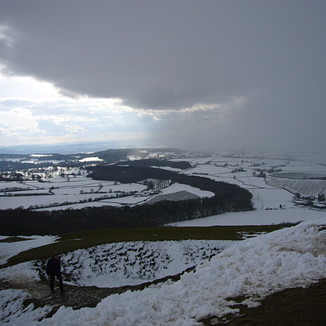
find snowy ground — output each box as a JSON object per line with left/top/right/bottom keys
{"left": 0, "top": 235, "right": 57, "bottom": 265}
{"left": 0, "top": 218, "right": 325, "bottom": 325}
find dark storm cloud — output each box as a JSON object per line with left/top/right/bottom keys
{"left": 0, "top": 0, "right": 325, "bottom": 151}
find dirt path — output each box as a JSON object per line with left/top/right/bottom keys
{"left": 0, "top": 267, "right": 195, "bottom": 318}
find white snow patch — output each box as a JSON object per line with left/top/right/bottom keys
{"left": 0, "top": 235, "right": 57, "bottom": 265}
{"left": 0, "top": 289, "right": 51, "bottom": 325}
{"left": 160, "top": 182, "right": 214, "bottom": 198}
{"left": 30, "top": 154, "right": 52, "bottom": 158}
{"left": 169, "top": 207, "right": 326, "bottom": 226}
{"left": 78, "top": 157, "right": 103, "bottom": 162}
{"left": 0, "top": 261, "right": 40, "bottom": 283}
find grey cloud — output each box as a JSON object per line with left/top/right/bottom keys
{"left": 1, "top": 1, "right": 323, "bottom": 106}
{"left": 0, "top": 0, "right": 325, "bottom": 151}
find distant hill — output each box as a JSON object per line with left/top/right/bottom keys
{"left": 0, "top": 148, "right": 189, "bottom": 171}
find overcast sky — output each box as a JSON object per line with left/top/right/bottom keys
{"left": 0, "top": 0, "right": 325, "bottom": 153}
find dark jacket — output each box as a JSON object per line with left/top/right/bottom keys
{"left": 46, "top": 257, "right": 61, "bottom": 276}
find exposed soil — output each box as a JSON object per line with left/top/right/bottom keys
{"left": 201, "top": 279, "right": 326, "bottom": 326}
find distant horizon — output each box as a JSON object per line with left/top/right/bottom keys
{"left": 1, "top": 141, "right": 326, "bottom": 164}
{"left": 0, "top": 140, "right": 185, "bottom": 155}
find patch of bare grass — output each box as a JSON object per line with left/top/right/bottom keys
{"left": 200, "top": 279, "right": 326, "bottom": 326}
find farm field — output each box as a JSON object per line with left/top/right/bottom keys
{"left": 268, "top": 176, "right": 326, "bottom": 196}
{"left": 169, "top": 154, "right": 326, "bottom": 226}
{"left": 0, "top": 175, "right": 214, "bottom": 211}
{"left": 1, "top": 153, "right": 326, "bottom": 219}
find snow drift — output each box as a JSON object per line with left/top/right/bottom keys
{"left": 61, "top": 240, "right": 232, "bottom": 288}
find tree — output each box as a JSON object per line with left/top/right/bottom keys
{"left": 147, "top": 180, "right": 155, "bottom": 190}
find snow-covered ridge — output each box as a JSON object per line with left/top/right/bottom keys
{"left": 1, "top": 218, "right": 325, "bottom": 325}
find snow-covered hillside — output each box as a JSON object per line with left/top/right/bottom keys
{"left": 59, "top": 240, "right": 232, "bottom": 288}
{"left": 268, "top": 176, "right": 326, "bottom": 196}
{"left": 0, "top": 218, "right": 325, "bottom": 325}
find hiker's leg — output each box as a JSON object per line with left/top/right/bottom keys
{"left": 50, "top": 274, "right": 55, "bottom": 292}
{"left": 57, "top": 273, "right": 64, "bottom": 292}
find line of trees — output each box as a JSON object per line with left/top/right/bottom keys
{"left": 115, "top": 159, "right": 191, "bottom": 169}
{"left": 0, "top": 166, "right": 252, "bottom": 235}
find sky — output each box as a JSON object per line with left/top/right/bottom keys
{"left": 0, "top": 0, "right": 325, "bottom": 153}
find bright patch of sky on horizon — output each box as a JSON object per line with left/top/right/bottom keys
{"left": 0, "top": 70, "right": 154, "bottom": 146}
{"left": 0, "top": 1, "right": 325, "bottom": 152}
{"left": 0, "top": 69, "right": 245, "bottom": 148}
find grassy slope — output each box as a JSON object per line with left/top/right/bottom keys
{"left": 201, "top": 279, "right": 326, "bottom": 325}
{"left": 3, "top": 224, "right": 291, "bottom": 268}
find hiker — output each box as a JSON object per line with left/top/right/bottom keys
{"left": 46, "top": 253, "right": 64, "bottom": 293}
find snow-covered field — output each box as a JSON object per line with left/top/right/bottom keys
{"left": 0, "top": 177, "right": 213, "bottom": 210}
{"left": 169, "top": 155, "right": 326, "bottom": 226}
{"left": 170, "top": 207, "right": 326, "bottom": 226}
{"left": 0, "top": 218, "right": 325, "bottom": 325}
{"left": 0, "top": 177, "right": 149, "bottom": 210}
{"left": 268, "top": 176, "right": 326, "bottom": 197}
{"left": 1, "top": 154, "right": 326, "bottom": 214}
